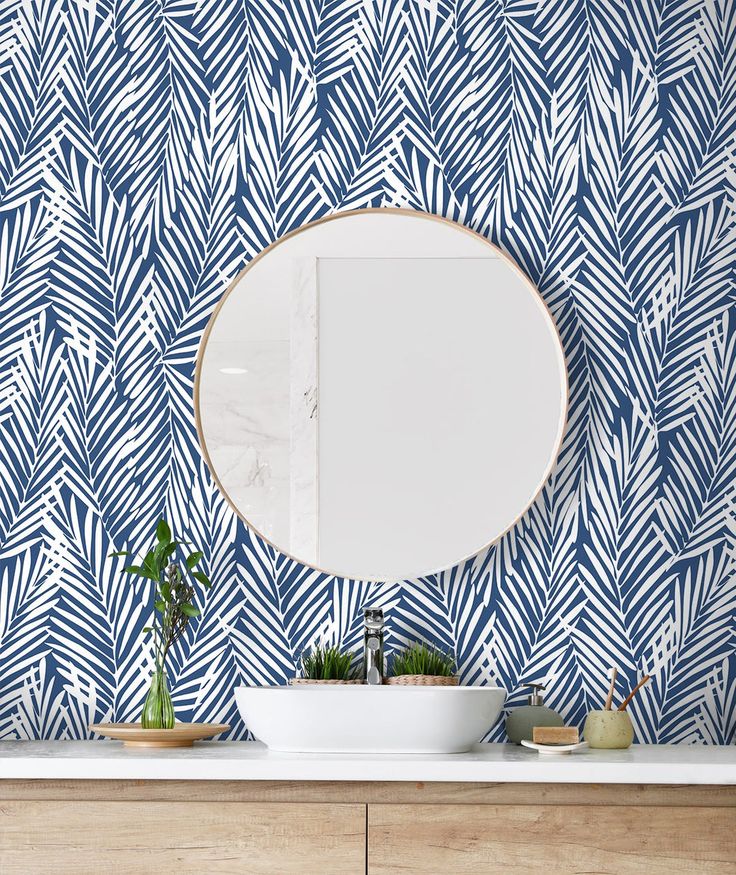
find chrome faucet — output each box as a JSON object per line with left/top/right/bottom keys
{"left": 363, "top": 609, "right": 384, "bottom": 685}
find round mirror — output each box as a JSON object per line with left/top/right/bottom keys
{"left": 196, "top": 210, "right": 567, "bottom": 581}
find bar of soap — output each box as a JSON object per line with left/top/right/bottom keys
{"left": 532, "top": 726, "right": 579, "bottom": 745}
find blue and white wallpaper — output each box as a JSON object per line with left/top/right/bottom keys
{"left": 0, "top": 0, "right": 734, "bottom": 743}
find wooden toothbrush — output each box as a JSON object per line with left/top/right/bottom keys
{"left": 604, "top": 667, "right": 618, "bottom": 711}
{"left": 618, "top": 675, "right": 650, "bottom": 711}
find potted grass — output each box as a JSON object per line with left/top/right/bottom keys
{"left": 387, "top": 641, "right": 458, "bottom": 686}
{"left": 292, "top": 643, "right": 362, "bottom": 684}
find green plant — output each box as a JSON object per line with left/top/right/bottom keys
{"left": 299, "top": 644, "right": 356, "bottom": 680}
{"left": 111, "top": 519, "right": 211, "bottom": 728}
{"left": 390, "top": 641, "right": 456, "bottom": 677}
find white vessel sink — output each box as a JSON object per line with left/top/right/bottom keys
{"left": 235, "top": 685, "right": 506, "bottom": 754}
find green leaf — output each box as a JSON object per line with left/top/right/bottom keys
{"left": 143, "top": 550, "right": 161, "bottom": 578}
{"left": 124, "top": 565, "right": 158, "bottom": 582}
{"left": 160, "top": 581, "right": 172, "bottom": 602}
{"left": 181, "top": 603, "right": 200, "bottom": 617}
{"left": 156, "top": 519, "right": 171, "bottom": 545}
{"left": 185, "top": 551, "right": 203, "bottom": 569}
{"left": 108, "top": 550, "right": 131, "bottom": 557}
{"left": 154, "top": 541, "right": 177, "bottom": 566}
{"left": 142, "top": 626, "right": 154, "bottom": 634}
{"left": 154, "top": 600, "right": 165, "bottom": 613}
{"left": 191, "top": 570, "right": 211, "bottom": 589}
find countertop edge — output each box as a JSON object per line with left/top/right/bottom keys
{"left": 1, "top": 742, "right": 735, "bottom": 785}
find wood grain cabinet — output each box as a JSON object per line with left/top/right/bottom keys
{"left": 1, "top": 781, "right": 734, "bottom": 874}
{"left": 367, "top": 802, "right": 736, "bottom": 874}
{"left": 0, "top": 800, "right": 365, "bottom": 875}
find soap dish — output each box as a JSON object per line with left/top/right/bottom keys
{"left": 520, "top": 739, "right": 589, "bottom": 756}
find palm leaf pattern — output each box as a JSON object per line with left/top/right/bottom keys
{"left": 0, "top": 0, "right": 734, "bottom": 743}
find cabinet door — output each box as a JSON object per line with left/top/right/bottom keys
{"left": 368, "top": 803, "right": 736, "bottom": 874}
{"left": 0, "top": 801, "right": 366, "bottom": 875}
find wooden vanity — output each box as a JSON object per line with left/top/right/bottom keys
{"left": 1, "top": 742, "right": 734, "bottom": 874}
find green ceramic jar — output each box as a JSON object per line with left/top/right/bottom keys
{"left": 583, "top": 710, "right": 633, "bottom": 749}
{"left": 505, "top": 683, "right": 564, "bottom": 744}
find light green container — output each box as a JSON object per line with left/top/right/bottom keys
{"left": 583, "top": 710, "right": 633, "bottom": 749}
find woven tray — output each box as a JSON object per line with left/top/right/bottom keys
{"left": 384, "top": 675, "right": 459, "bottom": 686}
{"left": 290, "top": 678, "right": 363, "bottom": 685}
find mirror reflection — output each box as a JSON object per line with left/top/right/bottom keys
{"left": 196, "top": 211, "right": 567, "bottom": 581}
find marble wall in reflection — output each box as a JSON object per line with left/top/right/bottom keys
{"left": 200, "top": 340, "right": 290, "bottom": 544}
{"left": 200, "top": 258, "right": 319, "bottom": 554}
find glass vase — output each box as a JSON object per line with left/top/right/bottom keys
{"left": 141, "top": 667, "right": 175, "bottom": 729}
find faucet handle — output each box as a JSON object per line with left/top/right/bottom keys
{"left": 364, "top": 608, "right": 383, "bottom": 629}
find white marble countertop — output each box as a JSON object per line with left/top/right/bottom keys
{"left": 0, "top": 741, "right": 734, "bottom": 784}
